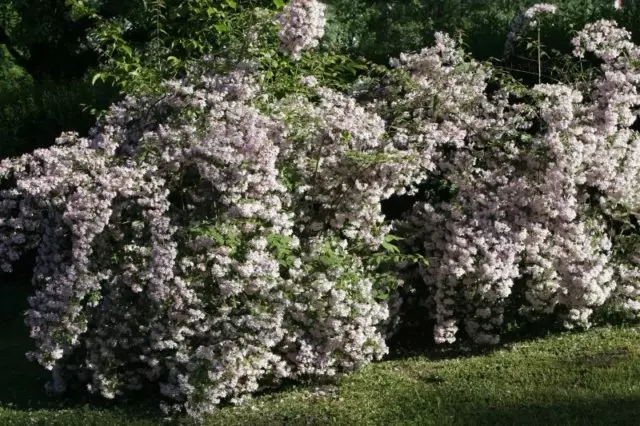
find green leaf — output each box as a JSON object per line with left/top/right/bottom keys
{"left": 384, "top": 234, "right": 404, "bottom": 242}
{"left": 381, "top": 241, "right": 400, "bottom": 254}
{"left": 121, "top": 44, "right": 133, "bottom": 57}
{"left": 376, "top": 292, "right": 390, "bottom": 301}
{"left": 91, "top": 73, "right": 105, "bottom": 85}
{"left": 214, "top": 23, "right": 228, "bottom": 33}
{"left": 225, "top": 0, "right": 237, "bottom": 9}
{"left": 273, "top": 0, "right": 285, "bottom": 8}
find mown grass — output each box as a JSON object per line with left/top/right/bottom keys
{"left": 2, "top": 277, "right": 640, "bottom": 425}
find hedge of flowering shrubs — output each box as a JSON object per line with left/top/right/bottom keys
{"left": 390, "top": 19, "right": 640, "bottom": 345}
{"left": 2, "top": 0, "right": 640, "bottom": 416}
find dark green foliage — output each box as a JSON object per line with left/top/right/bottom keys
{"left": 323, "top": 0, "right": 640, "bottom": 80}
{"left": 0, "top": 0, "right": 114, "bottom": 159}
{"left": 0, "top": 74, "right": 115, "bottom": 159}
{"left": 0, "top": 0, "right": 97, "bottom": 79}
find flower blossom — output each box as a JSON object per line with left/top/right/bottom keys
{"left": 276, "top": 0, "right": 326, "bottom": 60}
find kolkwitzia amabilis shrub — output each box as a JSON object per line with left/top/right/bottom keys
{"left": 5, "top": 8, "right": 640, "bottom": 416}
{"left": 569, "top": 20, "right": 640, "bottom": 320}
{"left": 518, "top": 21, "right": 640, "bottom": 327}
{"left": 0, "top": 62, "right": 404, "bottom": 414}
{"left": 390, "top": 22, "right": 640, "bottom": 345}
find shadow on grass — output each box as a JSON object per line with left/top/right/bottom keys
{"left": 385, "top": 286, "right": 640, "bottom": 363}
{"left": 376, "top": 394, "right": 640, "bottom": 426}
{"left": 478, "top": 397, "right": 640, "bottom": 426}
{"left": 387, "top": 319, "right": 640, "bottom": 368}
{"left": 385, "top": 318, "right": 561, "bottom": 363}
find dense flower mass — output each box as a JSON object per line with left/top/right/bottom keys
{"left": 276, "top": 0, "right": 326, "bottom": 59}
{"left": 3, "top": 6, "right": 640, "bottom": 416}
{"left": 0, "top": 63, "right": 401, "bottom": 415}
{"left": 387, "top": 23, "right": 640, "bottom": 344}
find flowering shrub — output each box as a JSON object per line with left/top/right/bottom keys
{"left": 3, "top": 0, "right": 640, "bottom": 415}
{"left": 387, "top": 20, "right": 640, "bottom": 344}
{"left": 0, "top": 5, "right": 408, "bottom": 410}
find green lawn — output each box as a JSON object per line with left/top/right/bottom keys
{"left": 2, "top": 279, "right": 640, "bottom": 425}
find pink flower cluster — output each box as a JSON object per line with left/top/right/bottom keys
{"left": 276, "top": 0, "right": 326, "bottom": 60}
{"left": 523, "top": 3, "right": 557, "bottom": 19}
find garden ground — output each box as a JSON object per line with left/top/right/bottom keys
{"left": 1, "top": 279, "right": 639, "bottom": 425}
